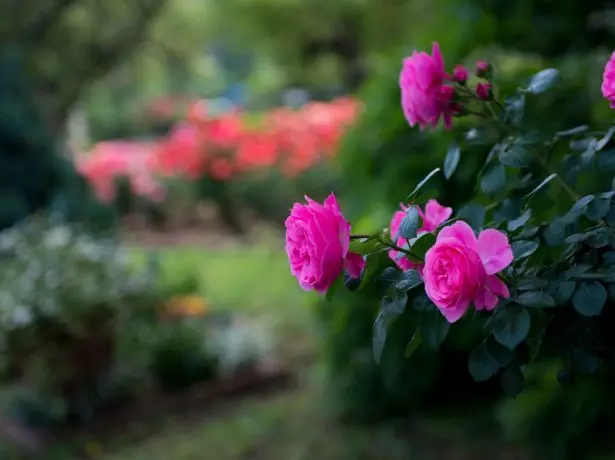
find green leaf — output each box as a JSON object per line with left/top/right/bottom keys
{"left": 548, "top": 280, "right": 576, "bottom": 305}
{"left": 604, "top": 251, "right": 615, "bottom": 265}
{"left": 527, "top": 68, "right": 559, "bottom": 93}
{"left": 398, "top": 206, "right": 420, "bottom": 239}
{"left": 410, "top": 232, "right": 436, "bottom": 259}
{"left": 570, "top": 194, "right": 596, "bottom": 216}
{"left": 596, "top": 126, "right": 615, "bottom": 151}
{"left": 373, "top": 315, "right": 387, "bottom": 364}
{"left": 586, "top": 198, "right": 611, "bottom": 222}
{"left": 572, "top": 281, "right": 607, "bottom": 317}
{"left": 500, "top": 366, "right": 525, "bottom": 397}
{"left": 508, "top": 209, "right": 531, "bottom": 232}
{"left": 413, "top": 295, "right": 432, "bottom": 312}
{"left": 481, "top": 164, "right": 506, "bottom": 195}
{"left": 360, "top": 251, "right": 392, "bottom": 290}
{"left": 373, "top": 292, "right": 409, "bottom": 363}
{"left": 407, "top": 168, "right": 441, "bottom": 200}
{"left": 515, "top": 291, "right": 556, "bottom": 308}
{"left": 468, "top": 342, "right": 500, "bottom": 382}
{"left": 379, "top": 267, "right": 401, "bottom": 283}
{"left": 504, "top": 94, "right": 525, "bottom": 126}
{"left": 599, "top": 149, "right": 615, "bottom": 170}
{"left": 382, "top": 292, "right": 408, "bottom": 316}
{"left": 564, "top": 233, "right": 589, "bottom": 244}
{"left": 457, "top": 204, "right": 486, "bottom": 230}
{"left": 524, "top": 173, "right": 558, "bottom": 199}
{"left": 516, "top": 277, "right": 547, "bottom": 291}
{"left": 493, "top": 305, "right": 531, "bottom": 350}
{"left": 444, "top": 143, "right": 461, "bottom": 179}
{"left": 396, "top": 269, "right": 423, "bottom": 291}
{"left": 512, "top": 240, "right": 539, "bottom": 259}
{"left": 515, "top": 226, "right": 539, "bottom": 240}
{"left": 404, "top": 328, "right": 422, "bottom": 359}
{"left": 485, "top": 337, "right": 515, "bottom": 367}
{"left": 556, "top": 125, "right": 589, "bottom": 137}
{"left": 421, "top": 307, "right": 450, "bottom": 350}
{"left": 564, "top": 264, "right": 592, "bottom": 279}
{"left": 527, "top": 315, "right": 553, "bottom": 364}
{"left": 571, "top": 349, "right": 599, "bottom": 375}
{"left": 499, "top": 145, "right": 533, "bottom": 168}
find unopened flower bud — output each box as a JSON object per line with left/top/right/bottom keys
{"left": 476, "top": 82, "right": 492, "bottom": 100}
{"left": 452, "top": 65, "right": 469, "bottom": 84}
{"left": 475, "top": 60, "right": 492, "bottom": 79}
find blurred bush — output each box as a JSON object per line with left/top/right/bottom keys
{"left": 0, "top": 50, "right": 116, "bottom": 232}
{"left": 0, "top": 216, "right": 160, "bottom": 426}
{"left": 149, "top": 319, "right": 218, "bottom": 393}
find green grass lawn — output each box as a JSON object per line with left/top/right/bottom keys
{"left": 130, "top": 243, "right": 316, "bottom": 364}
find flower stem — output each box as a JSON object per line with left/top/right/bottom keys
{"left": 350, "top": 234, "right": 371, "bottom": 240}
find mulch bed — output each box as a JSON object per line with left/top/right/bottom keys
{"left": 1, "top": 365, "right": 295, "bottom": 458}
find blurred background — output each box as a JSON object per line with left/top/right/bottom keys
{"left": 1, "top": 0, "right": 615, "bottom": 459}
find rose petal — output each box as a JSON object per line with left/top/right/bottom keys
{"left": 344, "top": 252, "right": 365, "bottom": 279}
{"left": 476, "top": 229, "right": 513, "bottom": 275}
{"left": 437, "top": 298, "right": 470, "bottom": 323}
{"left": 423, "top": 199, "right": 453, "bottom": 231}
{"left": 487, "top": 274, "right": 510, "bottom": 298}
{"left": 436, "top": 220, "right": 477, "bottom": 251}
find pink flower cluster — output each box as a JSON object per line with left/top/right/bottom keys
{"left": 286, "top": 195, "right": 513, "bottom": 324}
{"left": 76, "top": 98, "right": 360, "bottom": 204}
{"left": 400, "top": 43, "right": 494, "bottom": 129}
{"left": 75, "top": 141, "right": 165, "bottom": 203}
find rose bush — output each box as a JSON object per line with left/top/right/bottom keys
{"left": 288, "top": 42, "right": 615, "bottom": 398}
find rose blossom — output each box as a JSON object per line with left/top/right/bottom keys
{"left": 388, "top": 199, "right": 453, "bottom": 273}
{"left": 400, "top": 42, "right": 457, "bottom": 130}
{"left": 285, "top": 193, "right": 365, "bottom": 293}
{"left": 423, "top": 221, "right": 513, "bottom": 323}
{"left": 602, "top": 52, "right": 615, "bottom": 109}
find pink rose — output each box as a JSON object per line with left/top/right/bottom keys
{"left": 388, "top": 199, "right": 453, "bottom": 273}
{"left": 452, "top": 65, "right": 469, "bottom": 84}
{"left": 476, "top": 82, "right": 492, "bottom": 100}
{"left": 285, "top": 193, "right": 365, "bottom": 293}
{"left": 423, "top": 221, "right": 513, "bottom": 323}
{"left": 400, "top": 42, "right": 457, "bottom": 131}
{"left": 602, "top": 52, "right": 615, "bottom": 109}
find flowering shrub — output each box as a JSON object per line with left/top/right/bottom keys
{"left": 77, "top": 98, "right": 359, "bottom": 202}
{"left": 287, "top": 43, "right": 615, "bottom": 397}
{"left": 75, "top": 141, "right": 164, "bottom": 203}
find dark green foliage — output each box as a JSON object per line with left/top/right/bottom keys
{"left": 0, "top": 49, "right": 115, "bottom": 231}
{"left": 150, "top": 322, "right": 218, "bottom": 393}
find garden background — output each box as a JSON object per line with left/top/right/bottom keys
{"left": 1, "top": 0, "right": 614, "bottom": 459}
